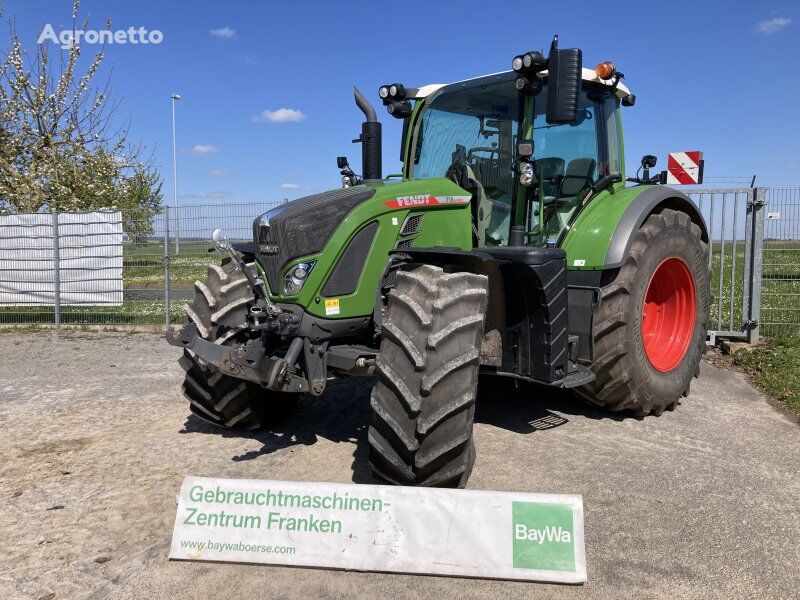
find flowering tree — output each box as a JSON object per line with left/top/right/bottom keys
{"left": 0, "top": 0, "right": 162, "bottom": 239}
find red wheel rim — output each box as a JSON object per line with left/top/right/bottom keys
{"left": 642, "top": 257, "right": 696, "bottom": 372}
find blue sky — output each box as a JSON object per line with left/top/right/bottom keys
{"left": 3, "top": 0, "right": 798, "bottom": 205}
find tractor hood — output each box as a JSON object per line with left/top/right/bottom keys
{"left": 253, "top": 187, "right": 376, "bottom": 292}
{"left": 252, "top": 177, "right": 473, "bottom": 315}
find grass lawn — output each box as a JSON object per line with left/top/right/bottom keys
{"left": 0, "top": 298, "right": 187, "bottom": 325}
{"left": 730, "top": 338, "right": 800, "bottom": 415}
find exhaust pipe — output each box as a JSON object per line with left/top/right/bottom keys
{"left": 353, "top": 86, "right": 382, "bottom": 181}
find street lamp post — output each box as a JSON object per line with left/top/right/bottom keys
{"left": 171, "top": 93, "right": 181, "bottom": 254}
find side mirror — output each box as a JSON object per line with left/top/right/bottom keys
{"left": 641, "top": 155, "right": 657, "bottom": 169}
{"left": 336, "top": 156, "right": 349, "bottom": 169}
{"left": 545, "top": 36, "right": 582, "bottom": 125}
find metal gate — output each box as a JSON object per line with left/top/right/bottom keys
{"left": 687, "top": 188, "right": 764, "bottom": 343}
{"left": 760, "top": 188, "right": 800, "bottom": 337}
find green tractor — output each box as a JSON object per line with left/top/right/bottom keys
{"left": 168, "top": 36, "right": 710, "bottom": 488}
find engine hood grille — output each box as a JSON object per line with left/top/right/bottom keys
{"left": 253, "top": 187, "right": 375, "bottom": 293}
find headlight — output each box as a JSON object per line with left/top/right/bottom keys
{"left": 379, "top": 86, "right": 390, "bottom": 99}
{"left": 342, "top": 175, "right": 351, "bottom": 188}
{"left": 512, "top": 55, "right": 524, "bottom": 72}
{"left": 284, "top": 261, "right": 315, "bottom": 295}
{"left": 519, "top": 161, "right": 535, "bottom": 186}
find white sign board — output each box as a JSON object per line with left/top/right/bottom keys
{"left": 169, "top": 477, "right": 586, "bottom": 584}
{"left": 0, "top": 211, "right": 123, "bottom": 306}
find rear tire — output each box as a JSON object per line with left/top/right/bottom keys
{"left": 576, "top": 209, "right": 711, "bottom": 416}
{"left": 368, "top": 265, "right": 489, "bottom": 488}
{"left": 179, "top": 260, "right": 299, "bottom": 429}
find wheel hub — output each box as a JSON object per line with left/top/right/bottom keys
{"left": 641, "top": 257, "right": 696, "bottom": 372}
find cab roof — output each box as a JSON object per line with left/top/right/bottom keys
{"left": 407, "top": 68, "right": 632, "bottom": 101}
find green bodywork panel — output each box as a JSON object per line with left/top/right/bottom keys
{"left": 559, "top": 183, "right": 649, "bottom": 270}
{"left": 263, "top": 177, "right": 472, "bottom": 319}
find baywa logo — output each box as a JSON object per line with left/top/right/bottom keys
{"left": 512, "top": 501, "right": 575, "bottom": 571}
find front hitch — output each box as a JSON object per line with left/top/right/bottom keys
{"left": 166, "top": 324, "right": 309, "bottom": 393}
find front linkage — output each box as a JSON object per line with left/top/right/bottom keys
{"left": 166, "top": 229, "right": 359, "bottom": 397}
{"left": 167, "top": 323, "right": 310, "bottom": 394}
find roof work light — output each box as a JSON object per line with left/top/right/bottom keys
{"left": 379, "top": 83, "right": 411, "bottom": 119}
{"left": 512, "top": 50, "right": 547, "bottom": 95}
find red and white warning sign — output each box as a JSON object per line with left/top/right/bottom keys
{"left": 666, "top": 151, "right": 704, "bottom": 185}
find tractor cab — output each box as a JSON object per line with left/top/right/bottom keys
{"left": 400, "top": 67, "right": 632, "bottom": 248}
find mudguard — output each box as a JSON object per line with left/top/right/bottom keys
{"left": 560, "top": 185, "right": 708, "bottom": 270}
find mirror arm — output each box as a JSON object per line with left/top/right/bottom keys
{"left": 591, "top": 172, "right": 622, "bottom": 194}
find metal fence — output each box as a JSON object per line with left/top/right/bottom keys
{"left": 686, "top": 188, "right": 762, "bottom": 342}
{"left": 0, "top": 201, "right": 282, "bottom": 327}
{"left": 761, "top": 188, "right": 800, "bottom": 337}
{"left": 1, "top": 188, "right": 799, "bottom": 339}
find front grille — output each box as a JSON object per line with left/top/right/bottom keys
{"left": 395, "top": 238, "right": 414, "bottom": 249}
{"left": 401, "top": 214, "right": 423, "bottom": 235}
{"left": 253, "top": 188, "right": 375, "bottom": 293}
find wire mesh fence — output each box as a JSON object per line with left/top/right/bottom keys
{"left": 761, "top": 188, "right": 800, "bottom": 337}
{"left": 1, "top": 189, "right": 799, "bottom": 339}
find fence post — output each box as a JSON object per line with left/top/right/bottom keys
{"left": 174, "top": 204, "right": 180, "bottom": 255}
{"left": 52, "top": 211, "right": 61, "bottom": 328}
{"left": 163, "top": 207, "right": 171, "bottom": 328}
{"left": 742, "top": 189, "right": 754, "bottom": 335}
{"left": 748, "top": 187, "right": 766, "bottom": 343}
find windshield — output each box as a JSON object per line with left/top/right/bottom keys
{"left": 411, "top": 77, "right": 519, "bottom": 245}
{"left": 409, "top": 75, "right": 620, "bottom": 247}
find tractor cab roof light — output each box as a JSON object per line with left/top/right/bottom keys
{"left": 386, "top": 99, "right": 412, "bottom": 119}
{"left": 379, "top": 83, "right": 406, "bottom": 103}
{"left": 512, "top": 51, "right": 546, "bottom": 74}
{"left": 389, "top": 83, "right": 406, "bottom": 99}
{"left": 595, "top": 61, "right": 616, "bottom": 80}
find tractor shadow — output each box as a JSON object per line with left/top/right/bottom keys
{"left": 181, "top": 374, "right": 636, "bottom": 483}
{"left": 181, "top": 377, "right": 374, "bottom": 483}
{"left": 475, "top": 375, "right": 636, "bottom": 431}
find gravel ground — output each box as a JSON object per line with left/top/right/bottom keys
{"left": 1, "top": 331, "right": 799, "bottom": 600}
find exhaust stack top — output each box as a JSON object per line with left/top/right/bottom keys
{"left": 353, "top": 86, "right": 382, "bottom": 181}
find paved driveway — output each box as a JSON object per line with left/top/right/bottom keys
{"left": 1, "top": 332, "right": 798, "bottom": 599}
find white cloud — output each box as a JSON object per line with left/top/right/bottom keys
{"left": 210, "top": 27, "right": 236, "bottom": 38}
{"left": 756, "top": 16, "right": 792, "bottom": 35}
{"left": 280, "top": 183, "right": 299, "bottom": 189}
{"left": 252, "top": 108, "right": 307, "bottom": 123}
{"left": 209, "top": 168, "right": 231, "bottom": 177}
{"left": 191, "top": 144, "right": 220, "bottom": 155}
{"left": 784, "top": 163, "right": 800, "bottom": 169}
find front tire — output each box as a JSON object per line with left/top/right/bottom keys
{"left": 576, "top": 209, "right": 711, "bottom": 416}
{"left": 179, "top": 260, "right": 299, "bottom": 429}
{"left": 368, "top": 265, "right": 489, "bottom": 488}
